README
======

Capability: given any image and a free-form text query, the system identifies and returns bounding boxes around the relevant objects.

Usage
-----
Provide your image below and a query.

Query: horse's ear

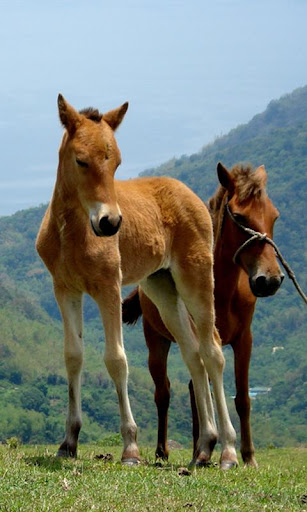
[57,94,80,134]
[217,162,235,195]
[103,102,129,131]
[255,164,267,186]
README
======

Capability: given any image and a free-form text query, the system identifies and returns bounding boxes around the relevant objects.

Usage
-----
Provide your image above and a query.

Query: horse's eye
[233,213,246,224]
[76,158,89,168]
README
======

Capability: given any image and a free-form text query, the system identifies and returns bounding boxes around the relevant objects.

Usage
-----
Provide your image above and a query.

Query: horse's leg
[141,271,218,466]
[54,287,83,457]
[95,285,140,465]
[171,259,238,469]
[233,332,258,467]
[144,318,172,461]
[189,379,200,457]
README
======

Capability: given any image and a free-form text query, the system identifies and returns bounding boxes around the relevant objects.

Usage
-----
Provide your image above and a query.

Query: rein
[223,199,307,305]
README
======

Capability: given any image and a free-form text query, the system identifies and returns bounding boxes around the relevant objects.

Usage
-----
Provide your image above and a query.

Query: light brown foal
[36,96,237,468]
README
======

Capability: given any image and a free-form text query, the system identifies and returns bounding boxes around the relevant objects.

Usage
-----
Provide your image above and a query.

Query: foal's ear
[217,162,235,195]
[57,94,80,134]
[103,102,129,131]
[255,164,267,186]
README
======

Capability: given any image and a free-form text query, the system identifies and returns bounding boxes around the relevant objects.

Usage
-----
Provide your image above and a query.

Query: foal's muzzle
[91,215,122,237]
[249,273,284,297]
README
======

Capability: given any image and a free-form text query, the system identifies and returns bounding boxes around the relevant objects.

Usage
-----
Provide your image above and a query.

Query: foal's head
[210,162,284,297]
[57,94,128,237]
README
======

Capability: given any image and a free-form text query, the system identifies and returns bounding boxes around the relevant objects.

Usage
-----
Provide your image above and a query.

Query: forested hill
[0,85,306,448]
[142,86,307,245]
[142,84,307,183]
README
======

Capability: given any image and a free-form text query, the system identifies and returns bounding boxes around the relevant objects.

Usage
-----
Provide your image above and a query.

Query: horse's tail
[122,287,143,325]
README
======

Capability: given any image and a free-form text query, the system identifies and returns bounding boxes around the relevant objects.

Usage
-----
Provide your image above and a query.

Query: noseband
[221,197,307,304]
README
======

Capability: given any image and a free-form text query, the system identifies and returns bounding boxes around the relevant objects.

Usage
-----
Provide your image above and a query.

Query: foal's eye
[76,158,89,168]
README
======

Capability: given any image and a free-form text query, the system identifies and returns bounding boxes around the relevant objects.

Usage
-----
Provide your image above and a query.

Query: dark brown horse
[123,162,284,467]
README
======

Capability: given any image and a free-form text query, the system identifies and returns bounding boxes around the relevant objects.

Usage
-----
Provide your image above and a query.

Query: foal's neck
[51,174,88,232]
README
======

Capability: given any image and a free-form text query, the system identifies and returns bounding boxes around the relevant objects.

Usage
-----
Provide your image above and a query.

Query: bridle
[224,198,269,265]
[220,197,307,304]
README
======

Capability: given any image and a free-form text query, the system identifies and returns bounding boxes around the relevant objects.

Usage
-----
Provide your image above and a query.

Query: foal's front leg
[54,287,83,457]
[96,283,140,465]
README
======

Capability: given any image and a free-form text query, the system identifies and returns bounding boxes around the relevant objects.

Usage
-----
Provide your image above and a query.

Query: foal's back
[117,176,213,285]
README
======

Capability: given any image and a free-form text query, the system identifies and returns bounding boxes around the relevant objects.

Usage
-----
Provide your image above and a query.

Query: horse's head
[57,94,128,237]
[215,162,284,297]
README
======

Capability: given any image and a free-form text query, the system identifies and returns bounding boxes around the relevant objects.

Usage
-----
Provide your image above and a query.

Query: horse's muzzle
[249,273,284,297]
[91,215,122,237]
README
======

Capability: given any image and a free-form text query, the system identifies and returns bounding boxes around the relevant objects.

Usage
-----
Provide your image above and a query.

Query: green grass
[0,444,306,511]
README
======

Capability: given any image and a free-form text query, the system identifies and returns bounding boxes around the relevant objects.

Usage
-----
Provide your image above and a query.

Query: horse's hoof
[189,450,213,469]
[57,449,76,458]
[244,459,258,468]
[195,460,216,468]
[242,452,258,468]
[220,460,238,470]
[189,458,212,470]
[121,457,140,466]
[155,457,168,467]
[155,453,169,462]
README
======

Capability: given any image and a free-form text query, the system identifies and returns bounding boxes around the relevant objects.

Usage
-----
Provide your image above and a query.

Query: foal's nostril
[98,215,122,237]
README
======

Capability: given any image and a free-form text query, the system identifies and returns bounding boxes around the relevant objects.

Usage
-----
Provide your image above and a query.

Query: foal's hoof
[121,457,140,466]
[220,459,238,471]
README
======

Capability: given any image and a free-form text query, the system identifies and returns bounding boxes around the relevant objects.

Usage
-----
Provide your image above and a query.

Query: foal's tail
[122,287,143,325]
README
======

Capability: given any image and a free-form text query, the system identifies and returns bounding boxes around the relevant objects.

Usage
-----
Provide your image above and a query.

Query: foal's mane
[208,163,267,237]
[79,107,103,123]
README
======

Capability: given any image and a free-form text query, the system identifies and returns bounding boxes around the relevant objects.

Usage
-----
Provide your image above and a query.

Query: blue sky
[0,0,306,216]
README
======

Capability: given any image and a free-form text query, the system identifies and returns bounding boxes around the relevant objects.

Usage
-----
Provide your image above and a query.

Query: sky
[0,0,306,216]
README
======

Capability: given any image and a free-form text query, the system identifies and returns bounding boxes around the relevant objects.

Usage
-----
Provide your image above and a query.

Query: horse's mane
[230,163,266,202]
[79,107,103,123]
[209,163,267,236]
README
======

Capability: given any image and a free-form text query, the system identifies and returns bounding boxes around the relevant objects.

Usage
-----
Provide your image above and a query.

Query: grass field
[0,443,306,511]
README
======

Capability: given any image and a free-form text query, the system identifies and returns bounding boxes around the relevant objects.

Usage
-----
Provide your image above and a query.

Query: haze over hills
[0,86,306,448]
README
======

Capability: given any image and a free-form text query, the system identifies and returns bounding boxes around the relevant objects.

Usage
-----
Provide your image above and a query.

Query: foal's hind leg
[141,271,218,466]
[189,377,217,464]
[144,318,172,461]
[172,256,238,469]
[54,287,83,457]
